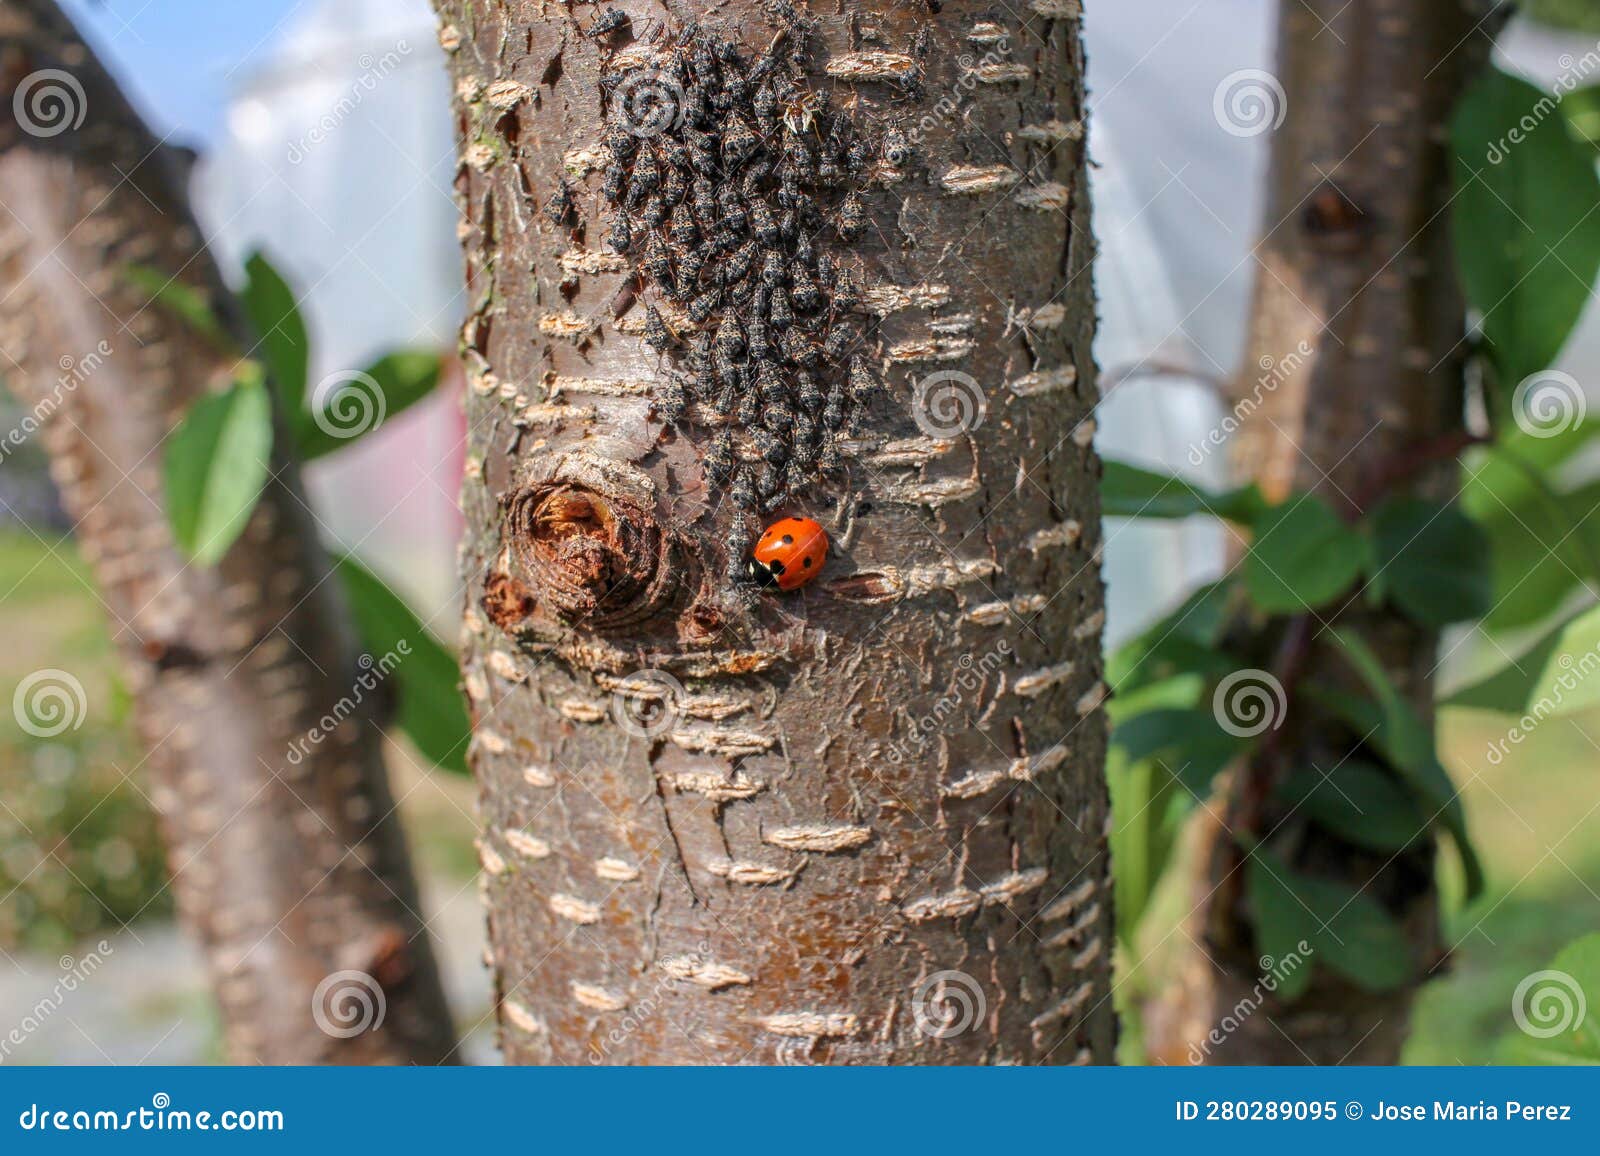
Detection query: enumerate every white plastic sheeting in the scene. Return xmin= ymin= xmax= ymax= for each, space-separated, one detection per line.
xmin=1085 ymin=1 xmax=1272 ymax=642
xmin=194 ymin=0 xmax=465 ymax=614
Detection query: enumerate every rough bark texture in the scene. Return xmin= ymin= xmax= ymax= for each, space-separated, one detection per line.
xmin=436 ymin=0 xmax=1112 ymax=1063
xmin=1143 ymin=0 xmax=1488 ymax=1065
xmin=0 ymin=0 xmax=456 ymax=1064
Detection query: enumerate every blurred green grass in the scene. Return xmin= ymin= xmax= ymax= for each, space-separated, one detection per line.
xmin=1405 ymin=705 xmax=1600 ymax=1063
xmin=1525 ymin=0 xmax=1600 ymax=33
xmin=0 ymin=531 xmax=170 ymax=955
xmin=0 ymin=530 xmax=479 ymax=960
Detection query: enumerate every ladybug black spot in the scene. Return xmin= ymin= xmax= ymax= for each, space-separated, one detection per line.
xmin=781 ymin=534 xmax=793 ymax=545
xmin=802 ymin=556 xmax=812 ymax=568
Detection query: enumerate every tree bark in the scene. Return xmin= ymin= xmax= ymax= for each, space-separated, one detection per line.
xmin=435 ymin=0 xmax=1113 ymax=1063
xmin=0 ymin=0 xmax=457 ymax=1064
xmin=1143 ymin=0 xmax=1490 ymax=1065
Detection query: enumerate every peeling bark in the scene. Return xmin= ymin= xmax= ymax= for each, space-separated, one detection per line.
xmin=0 ymin=0 xmax=456 ymax=1063
xmin=1143 ymin=0 xmax=1490 ymax=1066
xmin=436 ymin=0 xmax=1112 ymax=1063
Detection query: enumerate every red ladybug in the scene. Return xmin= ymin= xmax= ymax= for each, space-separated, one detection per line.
xmin=747 ymin=516 xmax=828 ymax=591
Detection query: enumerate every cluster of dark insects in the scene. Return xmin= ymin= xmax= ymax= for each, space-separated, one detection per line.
xmin=576 ymin=11 xmax=899 ymax=573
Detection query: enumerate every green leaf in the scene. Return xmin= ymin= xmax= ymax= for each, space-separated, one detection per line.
xmin=123 ymin=264 xmax=229 ymax=345
xmin=1451 ymin=68 xmax=1600 ymax=388
xmin=334 ymin=554 xmax=470 ymax=774
xmin=295 ymin=350 xmax=443 ymax=460
xmin=1108 ymin=745 xmax=1191 ymax=944
xmin=1110 ymin=707 xmax=1245 ymax=796
xmin=1499 ymin=933 xmax=1600 ymax=1064
xmin=1101 ymin=459 xmax=1265 ymax=523
xmin=241 ymin=251 xmax=309 ymax=417
xmin=1443 ymin=600 xmax=1600 ymax=713
xmin=163 ymin=369 xmax=274 ymax=566
xmin=1461 ymin=439 xmax=1600 ymax=634
xmin=1561 ymin=82 xmax=1600 ymax=151
xmin=1244 ymin=496 xmax=1365 ymax=613
xmin=1107 ymin=580 xmax=1239 ymax=697
xmin=1278 ymin=760 xmax=1427 ymax=853
xmin=1106 ymin=673 xmax=1205 ymax=725
xmin=1249 ymin=853 xmax=1318 ymax=1001
xmin=1367 ymin=497 xmax=1492 ymax=627
xmin=1516 ymin=603 xmax=1600 ymax=719
xmin=1326 ymin=628 xmax=1485 ymax=900
xmin=1248 ymin=853 xmax=1411 ymax=996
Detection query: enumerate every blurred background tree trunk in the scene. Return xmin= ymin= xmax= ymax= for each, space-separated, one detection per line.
xmin=0 ymin=0 xmax=457 ymax=1063
xmin=1143 ymin=0 xmax=1493 ymax=1065
xmin=435 ymin=0 xmax=1115 ymax=1063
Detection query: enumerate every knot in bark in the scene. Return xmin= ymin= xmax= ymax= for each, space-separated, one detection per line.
xmin=504 ymin=453 xmax=677 ymax=631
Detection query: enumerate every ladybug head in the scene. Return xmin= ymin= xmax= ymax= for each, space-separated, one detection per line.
xmin=744 ymin=555 xmax=784 ymax=587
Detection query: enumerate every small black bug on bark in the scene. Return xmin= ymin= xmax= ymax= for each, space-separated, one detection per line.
xmin=689 ymin=287 xmax=722 ymax=325
xmin=603 ymin=160 xmax=627 ymax=204
xmin=654 ymin=376 xmax=687 ymax=424
xmin=643 ymin=305 xmax=673 ymax=354
xmin=543 ymin=182 xmax=574 ymax=225
xmin=706 ymin=431 xmax=735 ymax=484
xmin=606 ymin=213 xmax=634 ymax=253
xmin=837 ymin=191 xmax=865 ymax=240
xmin=769 ymin=290 xmax=793 ymax=330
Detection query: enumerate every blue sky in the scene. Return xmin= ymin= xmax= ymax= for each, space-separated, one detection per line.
xmin=59 ymin=0 xmax=299 ymax=145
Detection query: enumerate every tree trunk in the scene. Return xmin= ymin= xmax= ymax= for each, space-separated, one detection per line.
xmin=0 ymin=0 xmax=457 ymax=1064
xmin=1143 ymin=0 xmax=1489 ymax=1065
xmin=435 ymin=0 xmax=1112 ymax=1063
